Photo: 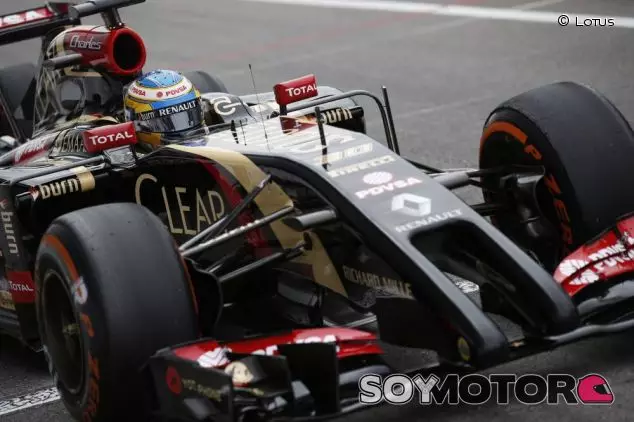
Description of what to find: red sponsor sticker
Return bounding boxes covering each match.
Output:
[13,137,53,164]
[130,85,147,97]
[279,116,316,134]
[165,366,182,395]
[274,74,318,107]
[554,214,634,296]
[7,271,35,303]
[82,122,138,153]
[0,7,53,29]
[174,327,382,368]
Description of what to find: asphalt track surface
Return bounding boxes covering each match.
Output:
[2,0,634,420]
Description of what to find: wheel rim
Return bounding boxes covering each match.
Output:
[41,269,85,395]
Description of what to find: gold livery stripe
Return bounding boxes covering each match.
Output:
[0,290,15,311]
[167,145,347,296]
[69,166,96,192]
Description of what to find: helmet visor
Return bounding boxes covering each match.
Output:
[134,98,203,134]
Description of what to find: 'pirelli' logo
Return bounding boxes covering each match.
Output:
[328,155,396,178]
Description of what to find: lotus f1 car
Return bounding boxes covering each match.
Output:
[2,1,634,421]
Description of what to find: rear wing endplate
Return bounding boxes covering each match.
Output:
[0,0,146,46]
[0,3,73,46]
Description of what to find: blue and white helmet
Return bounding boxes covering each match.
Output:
[123,69,204,145]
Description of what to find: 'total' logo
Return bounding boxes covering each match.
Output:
[165,366,182,395]
[82,122,138,153]
[274,74,318,107]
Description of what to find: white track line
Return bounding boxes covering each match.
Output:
[240,0,634,29]
[0,387,60,417]
[220,0,565,76]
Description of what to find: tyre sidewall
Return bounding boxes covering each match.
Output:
[480,109,582,261]
[35,231,111,422]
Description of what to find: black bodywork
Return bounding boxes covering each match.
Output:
[0,87,625,363]
[2,1,634,421]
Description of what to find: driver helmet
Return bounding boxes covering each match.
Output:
[123,69,205,146]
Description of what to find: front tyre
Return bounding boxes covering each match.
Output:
[480,82,634,270]
[35,203,198,421]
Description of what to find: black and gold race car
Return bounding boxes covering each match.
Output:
[2,1,634,421]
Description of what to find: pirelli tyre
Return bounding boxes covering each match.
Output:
[183,70,228,94]
[34,203,198,421]
[479,81,634,270]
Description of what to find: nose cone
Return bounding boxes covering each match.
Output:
[577,374,614,404]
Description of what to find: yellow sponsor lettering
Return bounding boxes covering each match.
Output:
[135,173,226,236]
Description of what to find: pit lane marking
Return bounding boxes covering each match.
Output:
[240,0,634,29]
[0,387,60,417]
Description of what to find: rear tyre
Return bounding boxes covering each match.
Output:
[35,203,198,421]
[479,82,634,270]
[184,70,228,93]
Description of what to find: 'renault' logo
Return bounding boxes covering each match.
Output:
[391,193,431,217]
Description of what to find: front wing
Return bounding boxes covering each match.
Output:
[148,328,391,421]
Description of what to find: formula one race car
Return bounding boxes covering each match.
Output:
[2,1,634,421]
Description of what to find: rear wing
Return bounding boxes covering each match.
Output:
[0,3,73,46]
[0,0,145,46]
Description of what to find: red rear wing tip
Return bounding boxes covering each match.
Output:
[0,3,72,46]
[0,4,68,30]
[274,74,318,107]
